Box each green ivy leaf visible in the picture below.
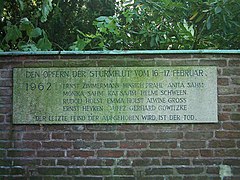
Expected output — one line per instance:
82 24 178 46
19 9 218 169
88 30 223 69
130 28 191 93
19 18 34 35
206 16 212 30
215 6 222 14
41 0 53 23
18 42 38 51
37 37 52 50
17 0 24 11
5 25 22 43
30 27 42 38
96 16 108 22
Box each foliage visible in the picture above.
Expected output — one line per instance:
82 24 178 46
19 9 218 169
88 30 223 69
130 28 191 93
0 0 53 51
0 0 239 51
74 0 240 50
0 0 115 51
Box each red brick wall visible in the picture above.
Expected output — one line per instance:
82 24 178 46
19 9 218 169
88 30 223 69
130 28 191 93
0 53 240 179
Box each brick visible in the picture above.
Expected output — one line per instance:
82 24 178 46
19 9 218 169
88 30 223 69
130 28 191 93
117 159 132 166
126 150 141 157
86 159 114 166
42 141 72 149
87 125 117 131
25 125 41 131
14 141 41 149
52 132 65 139
0 87 12 96
24 61 53 68
232 78 240 85
0 97 11 105
171 60 199 66
229 60 240 66
0 106 11 114
104 142 118 148
23 132 49 140
142 150 169 157
222 105 238 112
215 149 240 157
232 167 240 175
117 125 139 131
65 132 94 140
168 177 183 180
125 132 155 140
149 141 177 149
180 141 206 149
6 132 22 140
193 124 221 131
0 167 10 175
0 70 12 78
0 150 6 159
37 150 64 157
215 131 240 139
218 87 235 95
132 159 152 166
217 78 229 86
0 61 22 69
230 114 240 121
224 159 240 166
177 167 204 174
0 114 4 123
140 124 177 131
70 177 102 180
139 177 166 180
0 140 11 149
67 150 94 157
38 167 65 175
154 57 171 66
0 79 12 87
218 113 230 121
156 132 183 139
71 125 85 131
0 158 11 166
193 158 222 165
209 140 236 148
183 176 220 180
185 132 213 140
145 167 174 175
67 167 81 175
218 96 240 104
222 68 240 76
218 96 240 103
73 140 102 149
199 60 227 67
206 166 220 175
200 149 214 157
10 167 25 175
114 168 134 175
105 177 134 180
83 168 112 175
171 150 199 157
42 159 55 166
120 141 147 149
43 125 72 131
57 159 84 166
162 158 190 165
97 150 124 157
7 150 35 157
96 132 124 140
53 60 69 67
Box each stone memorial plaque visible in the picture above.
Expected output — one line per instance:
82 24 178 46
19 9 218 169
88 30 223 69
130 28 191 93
13 66 217 124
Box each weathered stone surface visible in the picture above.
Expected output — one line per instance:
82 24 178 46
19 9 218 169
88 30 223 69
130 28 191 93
13 66 217 124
